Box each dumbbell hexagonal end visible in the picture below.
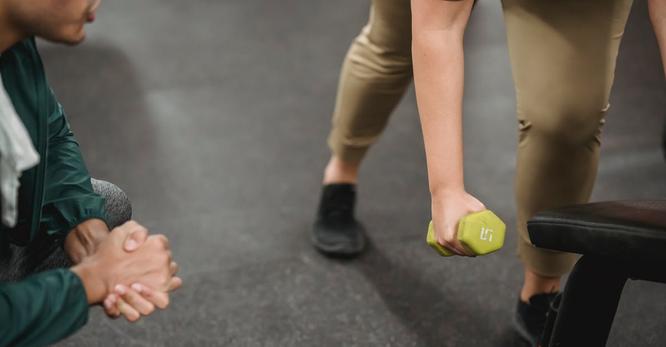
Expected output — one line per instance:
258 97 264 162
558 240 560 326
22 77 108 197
458 210 506 255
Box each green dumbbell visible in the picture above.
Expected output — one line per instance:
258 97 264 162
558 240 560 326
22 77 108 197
426 210 506 257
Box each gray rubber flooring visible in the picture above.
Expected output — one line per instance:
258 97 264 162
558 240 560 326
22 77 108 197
40 0 665 346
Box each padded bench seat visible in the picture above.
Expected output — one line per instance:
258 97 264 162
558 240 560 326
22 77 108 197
528 200 666 263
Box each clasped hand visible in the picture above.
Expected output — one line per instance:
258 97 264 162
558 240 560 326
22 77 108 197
70 221 182 322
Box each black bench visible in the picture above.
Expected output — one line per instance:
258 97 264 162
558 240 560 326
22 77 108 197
527 200 666 346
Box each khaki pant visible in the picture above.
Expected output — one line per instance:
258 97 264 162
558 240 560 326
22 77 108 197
327 0 412 163
327 0 634 277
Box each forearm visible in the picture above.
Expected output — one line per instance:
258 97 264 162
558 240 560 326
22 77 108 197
650 0 666 78
411 0 473 195
0 269 89 347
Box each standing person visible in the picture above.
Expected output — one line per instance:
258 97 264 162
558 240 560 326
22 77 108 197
411 0 641 346
0 0 182 345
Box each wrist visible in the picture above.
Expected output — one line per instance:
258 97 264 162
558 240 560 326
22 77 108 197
430 185 465 200
65 219 110 264
71 260 108 305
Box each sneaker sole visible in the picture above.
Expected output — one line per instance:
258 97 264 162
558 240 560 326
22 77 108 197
310 235 366 257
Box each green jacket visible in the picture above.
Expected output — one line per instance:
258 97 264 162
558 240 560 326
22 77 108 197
0 39 107 347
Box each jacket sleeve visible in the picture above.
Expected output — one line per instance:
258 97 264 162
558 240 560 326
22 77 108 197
41 86 107 236
0 269 89 347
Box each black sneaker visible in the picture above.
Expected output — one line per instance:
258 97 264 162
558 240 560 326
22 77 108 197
312 184 366 257
513 292 559 347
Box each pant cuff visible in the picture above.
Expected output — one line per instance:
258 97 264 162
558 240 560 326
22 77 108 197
327 132 371 164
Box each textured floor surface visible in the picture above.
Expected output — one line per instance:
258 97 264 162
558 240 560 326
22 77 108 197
38 1 665 346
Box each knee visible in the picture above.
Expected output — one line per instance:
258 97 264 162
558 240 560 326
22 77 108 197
348 29 412 79
520 99 609 146
91 178 132 229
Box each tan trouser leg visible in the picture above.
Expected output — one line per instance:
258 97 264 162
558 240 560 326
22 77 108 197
503 0 634 276
328 0 412 163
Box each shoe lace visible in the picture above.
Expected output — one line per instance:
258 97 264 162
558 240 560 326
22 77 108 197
320 190 355 223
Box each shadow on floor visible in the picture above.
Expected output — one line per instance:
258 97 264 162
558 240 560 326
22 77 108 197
345 237 527 347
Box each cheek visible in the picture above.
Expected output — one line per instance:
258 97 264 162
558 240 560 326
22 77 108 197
45 0 89 41
51 0 90 21
10 0 89 44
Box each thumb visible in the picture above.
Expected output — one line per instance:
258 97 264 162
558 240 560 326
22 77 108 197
121 222 149 252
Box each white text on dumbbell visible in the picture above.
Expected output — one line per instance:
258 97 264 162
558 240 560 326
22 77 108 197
480 228 493 242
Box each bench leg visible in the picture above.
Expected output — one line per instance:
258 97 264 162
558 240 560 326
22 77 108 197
547 256 628 347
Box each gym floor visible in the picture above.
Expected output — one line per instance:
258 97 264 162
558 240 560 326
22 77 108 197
44 1 665 346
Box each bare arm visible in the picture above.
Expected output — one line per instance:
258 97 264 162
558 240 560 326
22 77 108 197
649 0 666 78
412 0 483 256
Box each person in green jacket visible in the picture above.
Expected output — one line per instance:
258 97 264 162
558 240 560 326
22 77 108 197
0 0 182 345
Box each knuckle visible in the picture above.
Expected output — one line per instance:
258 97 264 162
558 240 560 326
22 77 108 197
443 235 456 244
159 235 170 248
133 224 148 235
134 229 148 238
144 237 159 250
150 235 169 249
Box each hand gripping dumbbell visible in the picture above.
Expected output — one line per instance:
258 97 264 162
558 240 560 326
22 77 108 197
426 210 506 256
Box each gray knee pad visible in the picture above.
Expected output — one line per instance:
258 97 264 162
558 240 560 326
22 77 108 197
91 178 132 229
